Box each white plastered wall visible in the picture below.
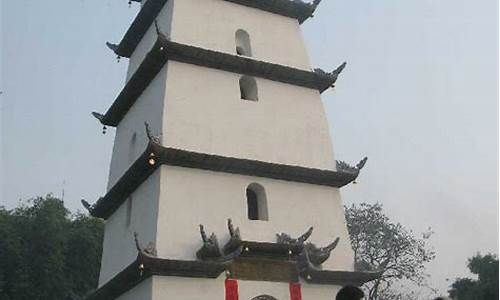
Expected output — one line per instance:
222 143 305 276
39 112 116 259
156 165 354 271
162 61 336 170
151 276 342 300
107 64 168 188
98 170 161 286
170 0 312 70
152 276 225 300
301 282 343 300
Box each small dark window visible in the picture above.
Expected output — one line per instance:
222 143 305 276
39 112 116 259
239 76 258 101
246 183 268 221
247 189 259 220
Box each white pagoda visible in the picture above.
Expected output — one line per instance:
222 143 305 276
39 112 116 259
83 0 379 299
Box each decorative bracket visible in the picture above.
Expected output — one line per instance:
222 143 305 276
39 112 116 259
336 157 368 174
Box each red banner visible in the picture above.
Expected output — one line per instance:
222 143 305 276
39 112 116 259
225 278 239 300
289 282 302 300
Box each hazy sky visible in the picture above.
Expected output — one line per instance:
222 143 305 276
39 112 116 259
1 0 498 296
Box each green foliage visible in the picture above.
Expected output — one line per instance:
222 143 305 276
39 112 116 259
0 195 104 300
448 253 499 300
344 203 436 300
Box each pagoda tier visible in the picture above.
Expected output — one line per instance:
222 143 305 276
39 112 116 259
84 253 379 300
83 227 380 300
99 33 345 127
114 0 321 58
83 131 367 219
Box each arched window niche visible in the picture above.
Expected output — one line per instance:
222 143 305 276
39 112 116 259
336 286 364 300
235 29 252 56
246 183 268 221
239 76 258 101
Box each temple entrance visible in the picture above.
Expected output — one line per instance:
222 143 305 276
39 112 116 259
336 286 364 300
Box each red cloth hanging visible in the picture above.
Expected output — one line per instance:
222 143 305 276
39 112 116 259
289 282 302 300
225 278 239 300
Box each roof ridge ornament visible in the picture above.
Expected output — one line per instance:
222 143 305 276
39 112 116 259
134 232 158 257
144 122 162 145
297 237 341 273
227 218 241 240
304 237 340 267
276 226 313 246
356 157 368 170
336 157 368 174
314 61 347 88
332 61 347 76
196 219 243 261
154 19 170 41
223 219 243 256
196 225 223 260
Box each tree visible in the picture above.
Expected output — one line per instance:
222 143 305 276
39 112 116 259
344 203 436 300
0 195 104 300
448 253 499 300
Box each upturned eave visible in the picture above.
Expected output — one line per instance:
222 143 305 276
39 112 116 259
86 141 360 219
